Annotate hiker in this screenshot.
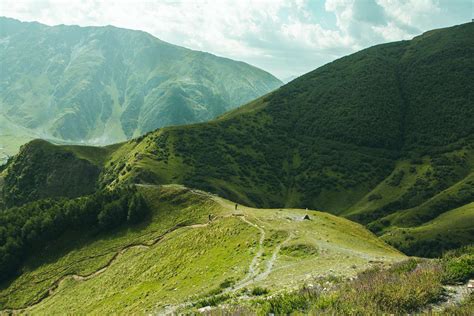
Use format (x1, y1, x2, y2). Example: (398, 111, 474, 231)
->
(208, 214, 212, 222)
(235, 203, 238, 210)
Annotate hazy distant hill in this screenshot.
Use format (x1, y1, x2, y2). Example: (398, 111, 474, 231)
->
(282, 75, 299, 83)
(0, 17, 282, 155)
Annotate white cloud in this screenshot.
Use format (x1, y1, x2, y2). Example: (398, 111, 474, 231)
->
(0, 0, 471, 79)
(377, 0, 441, 27)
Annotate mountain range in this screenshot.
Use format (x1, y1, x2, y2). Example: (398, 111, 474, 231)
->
(0, 21, 473, 314)
(0, 17, 282, 160)
(2, 22, 473, 257)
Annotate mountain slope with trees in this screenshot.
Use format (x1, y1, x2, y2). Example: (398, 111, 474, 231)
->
(1, 22, 473, 257)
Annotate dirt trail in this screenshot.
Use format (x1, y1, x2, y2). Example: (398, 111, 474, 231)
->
(255, 233, 293, 282)
(423, 283, 472, 313)
(163, 215, 283, 315)
(229, 216, 266, 290)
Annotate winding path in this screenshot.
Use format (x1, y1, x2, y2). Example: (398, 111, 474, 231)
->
(1, 221, 210, 314)
(162, 216, 293, 314)
(228, 216, 267, 290)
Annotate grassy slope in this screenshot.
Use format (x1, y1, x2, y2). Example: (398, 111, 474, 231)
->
(382, 203, 474, 256)
(0, 185, 403, 313)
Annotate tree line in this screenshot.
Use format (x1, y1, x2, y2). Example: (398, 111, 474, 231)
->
(0, 185, 149, 282)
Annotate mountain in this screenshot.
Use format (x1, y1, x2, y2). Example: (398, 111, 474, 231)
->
(1, 22, 473, 258)
(282, 75, 299, 83)
(0, 17, 282, 158)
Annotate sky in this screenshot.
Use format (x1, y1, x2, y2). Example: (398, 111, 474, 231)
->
(1, 0, 472, 80)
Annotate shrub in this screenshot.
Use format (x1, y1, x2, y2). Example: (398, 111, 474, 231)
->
(441, 246, 474, 284)
(388, 170, 405, 186)
(251, 287, 269, 296)
(194, 294, 230, 308)
(368, 193, 383, 201)
(126, 193, 148, 223)
(294, 260, 446, 315)
(219, 278, 235, 289)
(98, 200, 127, 229)
(390, 258, 419, 274)
(281, 243, 318, 258)
(257, 292, 312, 315)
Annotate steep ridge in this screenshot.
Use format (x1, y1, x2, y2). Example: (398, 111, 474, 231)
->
(2, 22, 473, 256)
(0, 17, 282, 155)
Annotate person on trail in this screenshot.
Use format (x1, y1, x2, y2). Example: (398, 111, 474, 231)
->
(235, 203, 238, 210)
(208, 214, 212, 222)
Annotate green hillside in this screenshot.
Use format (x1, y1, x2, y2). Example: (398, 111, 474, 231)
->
(2, 23, 473, 257)
(0, 185, 404, 313)
(382, 202, 474, 257)
(0, 17, 282, 157)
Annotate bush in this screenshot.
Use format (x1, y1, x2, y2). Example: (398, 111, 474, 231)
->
(258, 292, 312, 315)
(441, 246, 474, 284)
(126, 193, 148, 223)
(194, 294, 230, 308)
(251, 287, 269, 296)
(388, 170, 405, 186)
(219, 278, 235, 289)
(368, 193, 383, 201)
(388, 258, 418, 274)
(98, 200, 127, 229)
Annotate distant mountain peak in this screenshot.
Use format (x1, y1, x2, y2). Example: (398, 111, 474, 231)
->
(0, 18, 282, 156)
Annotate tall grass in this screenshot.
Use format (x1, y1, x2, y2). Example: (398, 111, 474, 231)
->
(331, 260, 444, 314)
(253, 259, 446, 315)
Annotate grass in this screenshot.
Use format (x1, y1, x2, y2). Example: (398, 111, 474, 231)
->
(194, 293, 232, 309)
(0, 185, 404, 314)
(0, 185, 228, 309)
(213, 247, 474, 315)
(331, 260, 444, 314)
(280, 243, 319, 258)
(29, 217, 254, 314)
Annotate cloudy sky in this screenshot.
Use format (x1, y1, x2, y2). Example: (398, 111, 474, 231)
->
(1, 0, 472, 79)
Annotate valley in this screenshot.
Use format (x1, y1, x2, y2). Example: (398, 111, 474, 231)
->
(2, 22, 472, 259)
